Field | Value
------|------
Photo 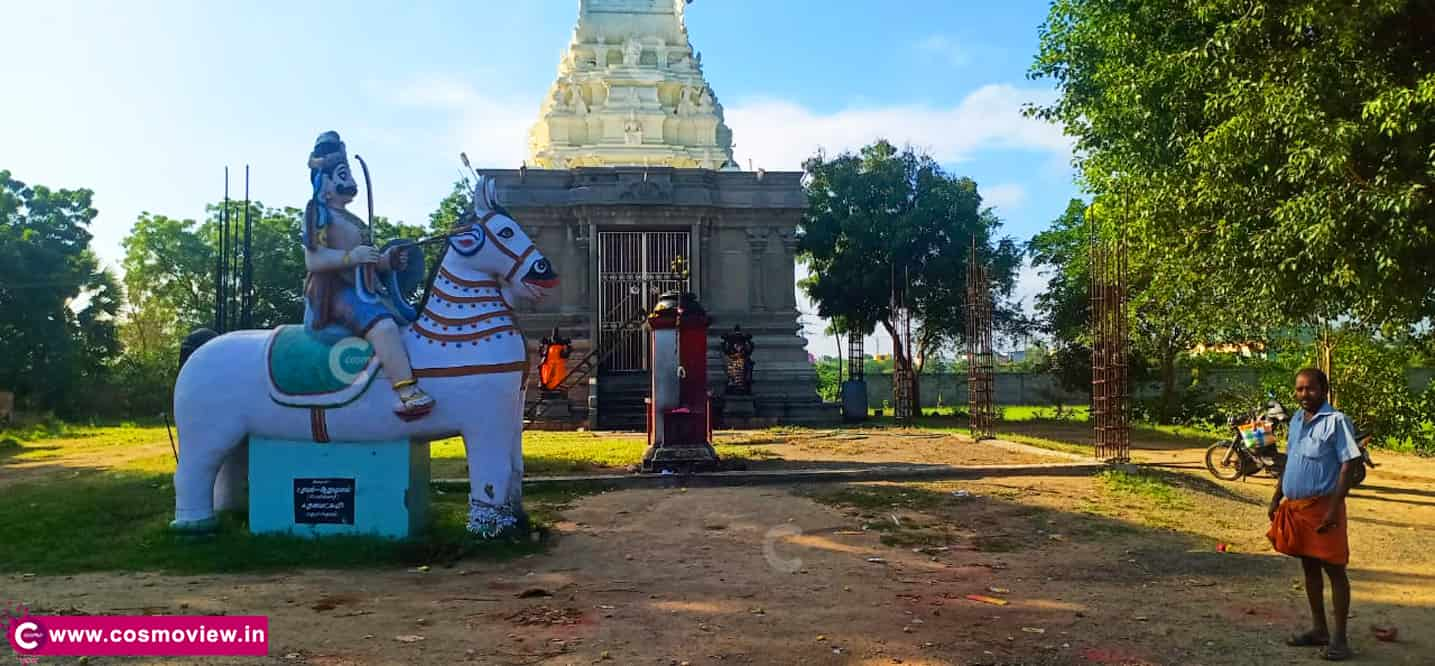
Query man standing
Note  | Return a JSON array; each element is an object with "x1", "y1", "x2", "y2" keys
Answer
[{"x1": 1268, "y1": 368, "x2": 1363, "y2": 661}]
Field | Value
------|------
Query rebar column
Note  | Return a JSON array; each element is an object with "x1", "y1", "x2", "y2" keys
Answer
[
  {"x1": 966, "y1": 241, "x2": 996, "y2": 440},
  {"x1": 847, "y1": 335, "x2": 865, "y2": 382},
  {"x1": 893, "y1": 288, "x2": 915, "y2": 423},
  {"x1": 1090, "y1": 235, "x2": 1131, "y2": 462}
]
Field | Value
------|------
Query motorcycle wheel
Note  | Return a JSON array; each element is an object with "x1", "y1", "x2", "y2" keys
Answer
[
  {"x1": 1205, "y1": 442, "x2": 1244, "y2": 481},
  {"x1": 1352, "y1": 464, "x2": 1367, "y2": 488}
]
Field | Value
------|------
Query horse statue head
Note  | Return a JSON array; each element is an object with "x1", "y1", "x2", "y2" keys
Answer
[{"x1": 444, "y1": 174, "x2": 558, "y2": 304}]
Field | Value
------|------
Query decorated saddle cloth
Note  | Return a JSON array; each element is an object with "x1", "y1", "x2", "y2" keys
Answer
[{"x1": 266, "y1": 325, "x2": 382, "y2": 408}]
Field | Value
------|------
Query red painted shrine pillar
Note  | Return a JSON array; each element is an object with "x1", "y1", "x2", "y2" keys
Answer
[{"x1": 642, "y1": 291, "x2": 719, "y2": 472}]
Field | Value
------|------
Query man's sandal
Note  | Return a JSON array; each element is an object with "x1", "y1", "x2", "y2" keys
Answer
[{"x1": 1286, "y1": 631, "x2": 1329, "y2": 647}]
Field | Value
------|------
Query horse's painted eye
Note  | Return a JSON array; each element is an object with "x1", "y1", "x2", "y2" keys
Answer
[
  {"x1": 499, "y1": 227, "x2": 515, "y2": 239},
  {"x1": 535, "y1": 259, "x2": 550, "y2": 273}
]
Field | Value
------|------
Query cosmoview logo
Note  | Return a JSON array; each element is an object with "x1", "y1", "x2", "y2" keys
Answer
[
  {"x1": 13, "y1": 619, "x2": 43, "y2": 651},
  {"x1": 3, "y1": 603, "x2": 46, "y2": 659}
]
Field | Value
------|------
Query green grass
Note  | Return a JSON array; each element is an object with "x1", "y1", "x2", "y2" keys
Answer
[
  {"x1": 0, "y1": 422, "x2": 790, "y2": 574},
  {"x1": 993, "y1": 432, "x2": 1092, "y2": 457},
  {"x1": 430, "y1": 431, "x2": 782, "y2": 477},
  {"x1": 0, "y1": 424, "x2": 650, "y2": 574},
  {"x1": 798, "y1": 484, "x2": 955, "y2": 513},
  {"x1": 865, "y1": 405, "x2": 1090, "y2": 421},
  {"x1": 0, "y1": 469, "x2": 596, "y2": 575},
  {"x1": 1002, "y1": 405, "x2": 1090, "y2": 422},
  {"x1": 1137, "y1": 421, "x2": 1223, "y2": 441},
  {"x1": 1097, "y1": 468, "x2": 1187, "y2": 509}
]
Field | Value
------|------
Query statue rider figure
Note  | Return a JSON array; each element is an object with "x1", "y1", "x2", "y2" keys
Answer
[{"x1": 303, "y1": 131, "x2": 435, "y2": 420}]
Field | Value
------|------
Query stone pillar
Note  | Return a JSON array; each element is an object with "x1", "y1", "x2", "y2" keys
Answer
[
  {"x1": 586, "y1": 217, "x2": 600, "y2": 348},
  {"x1": 690, "y1": 218, "x2": 704, "y2": 299},
  {"x1": 775, "y1": 227, "x2": 799, "y2": 311},
  {"x1": 715, "y1": 226, "x2": 746, "y2": 312},
  {"x1": 569, "y1": 218, "x2": 591, "y2": 313},
  {"x1": 746, "y1": 226, "x2": 769, "y2": 311}
]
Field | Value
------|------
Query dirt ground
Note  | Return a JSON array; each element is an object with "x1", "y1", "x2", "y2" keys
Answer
[{"x1": 5, "y1": 430, "x2": 1435, "y2": 665}]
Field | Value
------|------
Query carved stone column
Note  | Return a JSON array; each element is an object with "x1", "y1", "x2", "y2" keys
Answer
[
  {"x1": 745, "y1": 226, "x2": 769, "y2": 310},
  {"x1": 585, "y1": 215, "x2": 599, "y2": 348},
  {"x1": 696, "y1": 215, "x2": 714, "y2": 298},
  {"x1": 569, "y1": 218, "x2": 591, "y2": 311},
  {"x1": 776, "y1": 227, "x2": 799, "y2": 311}
]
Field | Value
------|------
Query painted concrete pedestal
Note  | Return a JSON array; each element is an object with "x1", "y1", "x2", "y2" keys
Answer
[{"x1": 247, "y1": 438, "x2": 430, "y2": 539}]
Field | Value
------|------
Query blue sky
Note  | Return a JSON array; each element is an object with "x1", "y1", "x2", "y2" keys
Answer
[{"x1": 1, "y1": 1, "x2": 1079, "y2": 356}]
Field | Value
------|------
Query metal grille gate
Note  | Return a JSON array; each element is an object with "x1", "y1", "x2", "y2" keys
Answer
[{"x1": 598, "y1": 231, "x2": 690, "y2": 372}]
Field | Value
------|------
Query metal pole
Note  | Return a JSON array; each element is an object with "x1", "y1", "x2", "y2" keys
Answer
[
  {"x1": 218, "y1": 167, "x2": 229, "y2": 333},
  {"x1": 242, "y1": 165, "x2": 253, "y2": 329}
]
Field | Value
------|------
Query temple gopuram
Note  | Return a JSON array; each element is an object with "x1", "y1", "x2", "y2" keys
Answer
[{"x1": 491, "y1": 0, "x2": 834, "y2": 428}]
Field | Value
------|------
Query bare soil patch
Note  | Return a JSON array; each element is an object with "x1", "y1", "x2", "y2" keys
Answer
[{"x1": 6, "y1": 428, "x2": 1432, "y2": 664}]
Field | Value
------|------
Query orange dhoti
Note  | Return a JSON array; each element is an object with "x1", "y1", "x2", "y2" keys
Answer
[{"x1": 1267, "y1": 494, "x2": 1348, "y2": 566}]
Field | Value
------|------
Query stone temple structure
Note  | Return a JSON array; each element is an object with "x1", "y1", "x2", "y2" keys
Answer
[{"x1": 491, "y1": 0, "x2": 834, "y2": 428}]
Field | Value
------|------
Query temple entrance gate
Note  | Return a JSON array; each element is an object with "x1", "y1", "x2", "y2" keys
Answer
[{"x1": 597, "y1": 230, "x2": 690, "y2": 372}]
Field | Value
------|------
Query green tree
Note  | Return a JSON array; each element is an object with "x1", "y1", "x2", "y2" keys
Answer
[
  {"x1": 1029, "y1": 198, "x2": 1236, "y2": 421},
  {"x1": 1028, "y1": 0, "x2": 1435, "y2": 334},
  {"x1": 799, "y1": 140, "x2": 1021, "y2": 406},
  {"x1": 122, "y1": 201, "x2": 432, "y2": 332},
  {"x1": 119, "y1": 201, "x2": 432, "y2": 398},
  {"x1": 428, "y1": 180, "x2": 470, "y2": 232},
  {"x1": 0, "y1": 170, "x2": 122, "y2": 414},
  {"x1": 1028, "y1": 200, "x2": 1090, "y2": 344}
]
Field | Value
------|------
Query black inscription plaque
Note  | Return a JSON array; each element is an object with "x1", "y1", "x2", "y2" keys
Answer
[{"x1": 293, "y1": 478, "x2": 356, "y2": 525}]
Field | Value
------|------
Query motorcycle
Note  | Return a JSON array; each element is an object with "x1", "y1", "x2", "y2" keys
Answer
[
  {"x1": 1349, "y1": 428, "x2": 1379, "y2": 487},
  {"x1": 1205, "y1": 395, "x2": 1378, "y2": 485},
  {"x1": 1204, "y1": 396, "x2": 1290, "y2": 481}
]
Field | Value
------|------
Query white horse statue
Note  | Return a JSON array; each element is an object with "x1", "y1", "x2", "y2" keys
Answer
[{"x1": 170, "y1": 177, "x2": 556, "y2": 538}]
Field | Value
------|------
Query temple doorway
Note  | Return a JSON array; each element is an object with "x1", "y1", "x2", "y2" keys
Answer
[{"x1": 596, "y1": 230, "x2": 690, "y2": 373}]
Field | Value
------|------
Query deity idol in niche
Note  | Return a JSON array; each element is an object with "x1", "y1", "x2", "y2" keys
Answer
[{"x1": 623, "y1": 37, "x2": 642, "y2": 66}]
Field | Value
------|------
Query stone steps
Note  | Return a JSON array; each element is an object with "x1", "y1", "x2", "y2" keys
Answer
[{"x1": 595, "y1": 374, "x2": 649, "y2": 431}]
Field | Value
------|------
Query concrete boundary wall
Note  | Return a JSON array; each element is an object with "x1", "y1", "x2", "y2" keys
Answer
[{"x1": 865, "y1": 368, "x2": 1434, "y2": 408}]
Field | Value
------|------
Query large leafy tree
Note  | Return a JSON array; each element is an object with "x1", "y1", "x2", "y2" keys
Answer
[
  {"x1": 123, "y1": 203, "x2": 431, "y2": 335},
  {"x1": 428, "y1": 180, "x2": 470, "y2": 231},
  {"x1": 1028, "y1": 0, "x2": 1435, "y2": 336},
  {"x1": 122, "y1": 203, "x2": 307, "y2": 334},
  {"x1": 119, "y1": 203, "x2": 429, "y2": 403},
  {"x1": 0, "y1": 170, "x2": 122, "y2": 413},
  {"x1": 1030, "y1": 198, "x2": 1233, "y2": 421},
  {"x1": 799, "y1": 140, "x2": 1021, "y2": 406},
  {"x1": 1027, "y1": 199, "x2": 1094, "y2": 394}
]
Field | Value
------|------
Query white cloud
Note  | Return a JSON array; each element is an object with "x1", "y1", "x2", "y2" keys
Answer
[
  {"x1": 982, "y1": 183, "x2": 1027, "y2": 212},
  {"x1": 1010, "y1": 257, "x2": 1049, "y2": 318},
  {"x1": 382, "y1": 77, "x2": 1072, "y2": 178},
  {"x1": 724, "y1": 84, "x2": 1071, "y2": 172},
  {"x1": 388, "y1": 76, "x2": 534, "y2": 168},
  {"x1": 915, "y1": 34, "x2": 969, "y2": 67}
]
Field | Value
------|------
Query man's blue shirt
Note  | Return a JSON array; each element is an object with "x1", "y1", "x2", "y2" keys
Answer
[{"x1": 1281, "y1": 402, "x2": 1363, "y2": 500}]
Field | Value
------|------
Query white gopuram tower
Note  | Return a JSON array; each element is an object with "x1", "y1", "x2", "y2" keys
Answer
[{"x1": 528, "y1": 0, "x2": 737, "y2": 169}]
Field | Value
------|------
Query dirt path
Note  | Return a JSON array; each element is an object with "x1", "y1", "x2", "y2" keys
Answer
[
  {"x1": 6, "y1": 427, "x2": 1433, "y2": 664},
  {"x1": 10, "y1": 454, "x2": 1434, "y2": 665}
]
